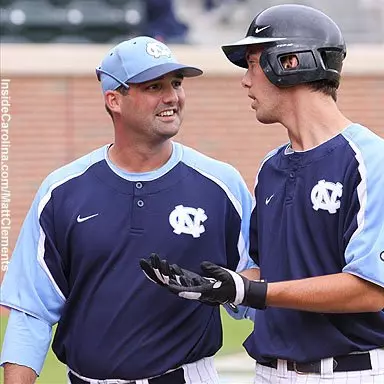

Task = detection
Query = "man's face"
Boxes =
[242,46,283,124]
[109,72,186,142]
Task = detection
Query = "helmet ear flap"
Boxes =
[259,44,345,88]
[259,47,318,87]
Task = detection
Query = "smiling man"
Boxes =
[0,37,254,384]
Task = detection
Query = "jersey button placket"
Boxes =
[286,169,297,204]
[131,182,145,232]
[136,182,144,208]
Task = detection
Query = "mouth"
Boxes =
[248,94,257,110]
[156,108,178,119]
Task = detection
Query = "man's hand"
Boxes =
[168,261,268,310]
[139,254,240,311]
[168,261,246,305]
[139,253,213,287]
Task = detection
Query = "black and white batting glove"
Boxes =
[140,254,240,311]
[168,261,268,310]
[139,253,213,287]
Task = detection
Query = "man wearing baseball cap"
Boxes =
[96,36,201,92]
[0,36,254,383]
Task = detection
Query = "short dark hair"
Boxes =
[105,85,129,120]
[307,79,339,102]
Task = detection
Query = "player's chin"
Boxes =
[157,124,181,139]
[255,110,278,125]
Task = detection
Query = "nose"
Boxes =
[162,85,179,104]
[241,69,251,89]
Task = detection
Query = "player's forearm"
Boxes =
[4,363,37,384]
[265,273,384,313]
[239,267,260,281]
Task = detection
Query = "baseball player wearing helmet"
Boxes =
[141,4,384,384]
[0,36,254,383]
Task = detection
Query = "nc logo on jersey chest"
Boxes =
[169,205,207,238]
[311,179,343,214]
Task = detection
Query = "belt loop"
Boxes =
[368,348,382,375]
[320,357,334,378]
[277,359,288,378]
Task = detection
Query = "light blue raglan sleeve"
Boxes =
[1,147,105,374]
[342,126,384,287]
[1,309,52,375]
[0,183,66,374]
[181,144,257,320]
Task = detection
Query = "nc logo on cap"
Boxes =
[146,42,172,59]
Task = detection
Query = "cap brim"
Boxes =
[128,63,203,83]
[222,36,286,68]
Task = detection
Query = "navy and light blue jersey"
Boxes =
[245,124,384,363]
[0,142,253,379]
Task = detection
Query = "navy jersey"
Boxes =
[1,142,253,379]
[245,124,384,363]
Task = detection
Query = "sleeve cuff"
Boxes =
[0,309,52,375]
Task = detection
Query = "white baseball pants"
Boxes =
[253,348,384,384]
[67,356,220,384]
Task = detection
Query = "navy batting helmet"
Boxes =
[222,4,346,88]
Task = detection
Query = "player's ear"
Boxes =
[104,90,122,115]
[280,54,299,70]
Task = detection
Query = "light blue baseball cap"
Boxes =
[96,36,203,93]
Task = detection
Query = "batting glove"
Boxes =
[139,253,213,287]
[140,254,240,311]
[168,261,268,310]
